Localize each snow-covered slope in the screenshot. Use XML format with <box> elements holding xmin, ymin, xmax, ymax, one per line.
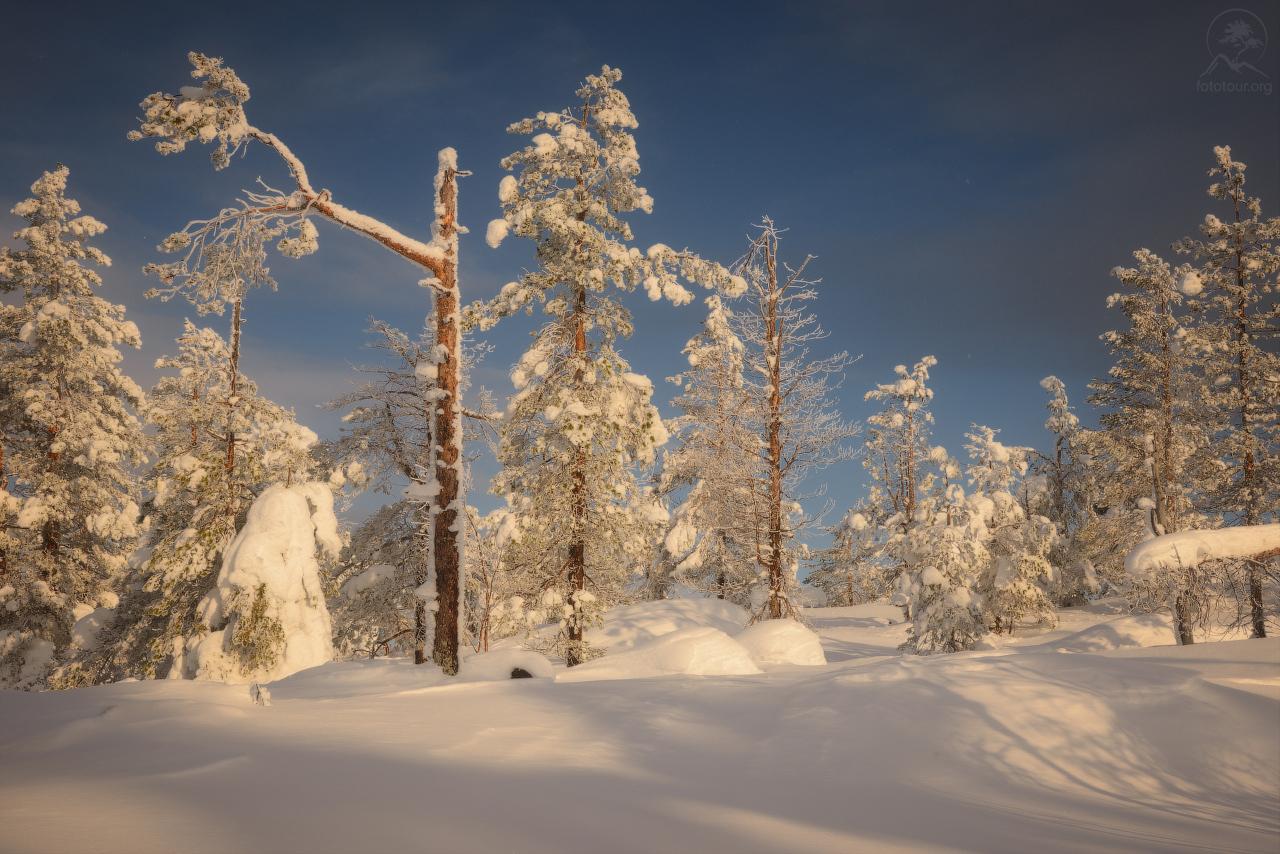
<box><xmin>0</xmin><ymin>604</ymin><xmax>1276</xmax><ymax>853</ymax></box>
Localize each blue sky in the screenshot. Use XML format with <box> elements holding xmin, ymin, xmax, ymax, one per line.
<box><xmin>2</xmin><ymin>0</ymin><xmax>1277</xmax><ymax>530</ymax></box>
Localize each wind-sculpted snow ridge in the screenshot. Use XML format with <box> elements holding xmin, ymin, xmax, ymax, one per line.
<box><xmin>0</xmin><ymin>603</ymin><xmax>1276</xmax><ymax>853</ymax></box>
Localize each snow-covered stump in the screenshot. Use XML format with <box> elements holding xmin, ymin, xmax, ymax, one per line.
<box><xmin>185</xmin><ymin>483</ymin><xmax>340</xmax><ymax>682</ymax></box>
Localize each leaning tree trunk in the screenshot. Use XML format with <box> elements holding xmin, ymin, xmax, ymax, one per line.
<box><xmin>430</xmin><ymin>153</ymin><xmax>464</xmax><ymax>676</ymax></box>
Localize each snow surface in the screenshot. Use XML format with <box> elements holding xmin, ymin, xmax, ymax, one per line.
<box><xmin>1126</xmin><ymin>523</ymin><xmax>1280</xmax><ymax>577</ymax></box>
<box><xmin>1</xmin><ymin>601</ymin><xmax>1277</xmax><ymax>853</ymax></box>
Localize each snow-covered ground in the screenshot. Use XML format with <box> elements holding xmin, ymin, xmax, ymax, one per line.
<box><xmin>2</xmin><ymin>601</ymin><xmax>1277</xmax><ymax>853</ymax></box>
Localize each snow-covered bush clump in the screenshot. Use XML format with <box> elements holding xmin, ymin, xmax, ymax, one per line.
<box><xmin>184</xmin><ymin>483</ymin><xmax>340</xmax><ymax>682</ymax></box>
<box><xmin>735</xmin><ymin>620</ymin><xmax>826</xmax><ymax>666</ymax></box>
<box><xmin>557</xmin><ymin>627</ymin><xmax>761</xmax><ymax>682</ymax></box>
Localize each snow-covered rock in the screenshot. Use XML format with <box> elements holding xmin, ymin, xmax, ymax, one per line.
<box><xmin>735</xmin><ymin>620</ymin><xmax>827</xmax><ymax>666</ymax></box>
<box><xmin>558</xmin><ymin>627</ymin><xmax>761</xmax><ymax>682</ymax></box>
<box><xmin>461</xmin><ymin>649</ymin><xmax>555</xmax><ymax>681</ymax></box>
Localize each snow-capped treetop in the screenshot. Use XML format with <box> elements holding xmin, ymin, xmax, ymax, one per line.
<box><xmin>1</xmin><ymin>166</ymin><xmax>114</xmax><ymax>302</ymax></box>
<box><xmin>467</xmin><ymin>65</ymin><xmax>743</xmax><ymax>330</ymax></box>
<box><xmin>1039</xmin><ymin>376</ymin><xmax>1079</xmax><ymax>437</ymax></box>
<box><xmin>130</xmin><ymin>51</ymin><xmax>452</xmax><ymax>312</ymax></box>
<box><xmin>964</xmin><ymin>425</ymin><xmax>1028</xmax><ymax>496</ymax></box>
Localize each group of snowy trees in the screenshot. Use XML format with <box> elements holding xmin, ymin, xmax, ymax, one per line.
<box><xmin>0</xmin><ymin>164</ymin><xmax>330</xmax><ymax>689</ymax></box>
<box><xmin>0</xmin><ymin>55</ymin><xmax>860</xmax><ymax>688</ymax></box>
<box><xmin>2</xmin><ymin>48</ymin><xmax>1274</xmax><ymax>689</ymax></box>
<box><xmin>816</xmin><ymin>145</ymin><xmax>1278</xmax><ymax>652</ymax></box>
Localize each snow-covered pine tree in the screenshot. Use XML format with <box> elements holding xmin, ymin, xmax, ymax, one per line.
<box><xmin>733</xmin><ymin>220</ymin><xmax>858</xmax><ymax>621</ymax></box>
<box><xmin>861</xmin><ymin>356</ymin><xmax>942</xmax><ymax>608</ymax></box>
<box><xmin>964</xmin><ymin>425</ymin><xmax>1058</xmax><ymax>634</ymax></box>
<box><xmin>659</xmin><ymin>295</ymin><xmax>762</xmax><ymax>604</ymax></box>
<box><xmin>1028</xmin><ymin>376</ymin><xmax>1102</xmax><ymax>602</ymax></box>
<box><xmin>132</xmin><ymin>52</ymin><xmax>469</xmax><ymax>673</ymax></box>
<box><xmin>468</xmin><ymin>66</ymin><xmax>743</xmax><ymax>665</ymax></box>
<box><xmin>808</xmin><ymin>506</ymin><xmax>893</xmax><ymax>606</ymax></box>
<box><xmin>1090</xmin><ymin>249</ymin><xmax>1211</xmax><ymax>644</ymax></box>
<box><xmin>0</xmin><ymin>166</ymin><xmax>147</xmax><ymax>688</ymax></box>
<box><xmin>1175</xmin><ymin>145</ymin><xmax>1279</xmax><ymax>637</ymax></box>
<box><xmin>183</xmin><ymin>479</ymin><xmax>340</xmax><ymax>683</ymax></box>
<box><xmin>329</xmin><ymin>319</ymin><xmax>436</xmax><ymax>663</ymax></box>
<box><xmin>62</xmin><ymin>321</ymin><xmax>319</xmax><ymax>684</ymax></box>
<box><xmin>900</xmin><ymin>482</ymin><xmax>988</xmax><ymax>654</ymax></box>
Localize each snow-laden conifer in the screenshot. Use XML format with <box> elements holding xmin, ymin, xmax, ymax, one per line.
<box><xmin>1175</xmin><ymin>145</ymin><xmax>1279</xmax><ymax>637</ymax></box>
<box><xmin>1090</xmin><ymin>249</ymin><xmax>1211</xmax><ymax>643</ymax></box>
<box><xmin>468</xmin><ymin>66</ymin><xmax>742</xmax><ymax>665</ymax></box>
<box><xmin>0</xmin><ymin>167</ymin><xmax>146</xmax><ymax>688</ymax></box>
<box><xmin>62</xmin><ymin>322</ymin><xmax>316</xmax><ymax>684</ymax></box>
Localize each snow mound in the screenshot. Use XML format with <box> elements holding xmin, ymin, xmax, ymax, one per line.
<box><xmin>1126</xmin><ymin>523</ymin><xmax>1280</xmax><ymax>577</ymax></box>
<box><xmin>586</xmin><ymin>598</ymin><xmax>749</xmax><ymax>653</ymax></box>
<box><xmin>1052</xmin><ymin>613</ymin><xmax>1175</xmax><ymax>652</ymax></box>
<box><xmin>461</xmin><ymin>649</ymin><xmax>554</xmax><ymax>681</ymax></box>
<box><xmin>558</xmin><ymin>627</ymin><xmax>762</xmax><ymax>682</ymax></box>
<box><xmin>735</xmin><ymin>620</ymin><xmax>827</xmax><ymax>666</ymax></box>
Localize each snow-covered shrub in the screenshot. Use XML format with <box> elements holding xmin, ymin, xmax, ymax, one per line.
<box><xmin>183</xmin><ymin>483</ymin><xmax>340</xmax><ymax>682</ymax></box>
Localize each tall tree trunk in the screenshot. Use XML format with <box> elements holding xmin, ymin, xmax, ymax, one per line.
<box><xmin>763</xmin><ymin>229</ymin><xmax>785</xmax><ymax>620</ymax></box>
<box><xmin>225</xmin><ymin>297</ymin><xmax>242</xmax><ymax>478</ymax></box>
<box><xmin>1229</xmin><ymin>195</ymin><xmax>1266</xmax><ymax>638</ymax></box>
<box><xmin>431</xmin><ymin>156</ymin><xmax>464</xmax><ymax>676</ymax></box>
<box><xmin>0</xmin><ymin>442</ymin><xmax>6</xmax><ymax>579</ymax></box>
<box><xmin>566</xmin><ymin>285</ymin><xmax>588</xmax><ymax>666</ymax></box>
